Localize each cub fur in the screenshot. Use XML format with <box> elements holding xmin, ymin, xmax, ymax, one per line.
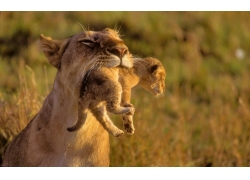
<box><xmin>67</xmin><ymin>66</ymin><xmax>135</xmax><ymax>137</ymax></box>
<box><xmin>67</xmin><ymin>57</ymin><xmax>166</xmax><ymax>136</ymax></box>
<box><xmin>120</xmin><ymin>57</ymin><xmax>166</xmax><ymax>134</ymax></box>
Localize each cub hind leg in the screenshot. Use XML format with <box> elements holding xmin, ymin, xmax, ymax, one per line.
<box><xmin>106</xmin><ymin>92</ymin><xmax>135</xmax><ymax>135</ymax></box>
<box><xmin>90</xmin><ymin>103</ymin><xmax>124</xmax><ymax>137</ymax></box>
<box><xmin>120</xmin><ymin>84</ymin><xmax>135</xmax><ymax>135</ymax></box>
<box><xmin>98</xmin><ymin>81</ymin><xmax>135</xmax><ymax>137</ymax></box>
<box><xmin>122</xmin><ymin>103</ymin><xmax>135</xmax><ymax>135</ymax></box>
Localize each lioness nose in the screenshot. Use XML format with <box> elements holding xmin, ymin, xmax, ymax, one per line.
<box><xmin>108</xmin><ymin>47</ymin><xmax>128</xmax><ymax>59</ymax></box>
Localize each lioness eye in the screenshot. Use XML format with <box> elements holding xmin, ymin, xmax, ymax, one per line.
<box><xmin>80</xmin><ymin>39</ymin><xmax>95</xmax><ymax>47</ymax></box>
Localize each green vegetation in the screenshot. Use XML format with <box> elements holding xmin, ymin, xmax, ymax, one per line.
<box><xmin>1</xmin><ymin>12</ymin><xmax>250</xmax><ymax>166</ymax></box>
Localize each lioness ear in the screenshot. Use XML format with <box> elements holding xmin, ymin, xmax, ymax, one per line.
<box><xmin>40</xmin><ymin>34</ymin><xmax>62</xmax><ymax>69</ymax></box>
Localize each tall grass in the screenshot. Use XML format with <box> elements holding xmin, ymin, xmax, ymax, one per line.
<box><xmin>1</xmin><ymin>12</ymin><xmax>250</xmax><ymax>166</ymax></box>
<box><xmin>0</xmin><ymin>65</ymin><xmax>46</xmax><ymax>164</ymax></box>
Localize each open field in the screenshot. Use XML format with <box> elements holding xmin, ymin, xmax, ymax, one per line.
<box><xmin>1</xmin><ymin>12</ymin><xmax>250</xmax><ymax>166</ymax></box>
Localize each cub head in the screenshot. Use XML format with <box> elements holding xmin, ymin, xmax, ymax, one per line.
<box><xmin>40</xmin><ymin>28</ymin><xmax>133</xmax><ymax>91</ymax></box>
<box><xmin>138</xmin><ymin>57</ymin><xmax>166</xmax><ymax>97</ymax></box>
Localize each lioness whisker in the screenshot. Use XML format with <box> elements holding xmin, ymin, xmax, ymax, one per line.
<box><xmin>117</xmin><ymin>22</ymin><xmax>123</xmax><ymax>34</ymax></box>
<box><xmin>76</xmin><ymin>21</ymin><xmax>87</xmax><ymax>32</ymax></box>
<box><xmin>82</xmin><ymin>57</ymin><xmax>98</xmax><ymax>77</ymax></box>
<box><xmin>98</xmin><ymin>61</ymin><xmax>103</xmax><ymax>69</ymax></box>
<box><xmin>75</xmin><ymin>59</ymin><xmax>96</xmax><ymax>81</ymax></box>
<box><xmin>133</xmin><ymin>57</ymin><xmax>150</xmax><ymax>65</ymax></box>
<box><xmin>131</xmin><ymin>54</ymin><xmax>141</xmax><ymax>59</ymax></box>
<box><xmin>134</xmin><ymin>60</ymin><xmax>147</xmax><ymax>71</ymax></box>
<box><xmin>83</xmin><ymin>62</ymin><xmax>97</xmax><ymax>81</ymax></box>
<box><xmin>114</xmin><ymin>23</ymin><xmax>118</xmax><ymax>33</ymax></box>
<box><xmin>83</xmin><ymin>61</ymin><xmax>101</xmax><ymax>83</ymax></box>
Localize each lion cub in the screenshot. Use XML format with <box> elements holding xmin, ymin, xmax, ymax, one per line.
<box><xmin>119</xmin><ymin>57</ymin><xmax>166</xmax><ymax>134</ymax></box>
<box><xmin>67</xmin><ymin>57</ymin><xmax>166</xmax><ymax>137</ymax></box>
<box><xmin>67</xmin><ymin>66</ymin><xmax>135</xmax><ymax>137</ymax></box>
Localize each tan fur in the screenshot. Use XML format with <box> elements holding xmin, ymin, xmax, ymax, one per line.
<box><xmin>67</xmin><ymin>66</ymin><xmax>135</xmax><ymax>137</ymax></box>
<box><xmin>2</xmin><ymin>28</ymin><xmax>133</xmax><ymax>167</ymax></box>
<box><xmin>67</xmin><ymin>57</ymin><xmax>166</xmax><ymax>136</ymax></box>
<box><xmin>119</xmin><ymin>57</ymin><xmax>166</xmax><ymax>134</ymax></box>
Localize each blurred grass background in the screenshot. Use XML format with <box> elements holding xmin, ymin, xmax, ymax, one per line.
<box><xmin>0</xmin><ymin>12</ymin><xmax>250</xmax><ymax>166</ymax></box>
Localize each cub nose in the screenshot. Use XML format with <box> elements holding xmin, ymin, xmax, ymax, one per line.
<box><xmin>108</xmin><ymin>46</ymin><xmax>128</xmax><ymax>59</ymax></box>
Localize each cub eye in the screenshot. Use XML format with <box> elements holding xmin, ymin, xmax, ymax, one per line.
<box><xmin>79</xmin><ymin>39</ymin><xmax>95</xmax><ymax>47</ymax></box>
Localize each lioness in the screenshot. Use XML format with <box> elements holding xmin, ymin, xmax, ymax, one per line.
<box><xmin>2</xmin><ymin>28</ymin><xmax>133</xmax><ymax>167</ymax></box>
<box><xmin>67</xmin><ymin>57</ymin><xmax>166</xmax><ymax>137</ymax></box>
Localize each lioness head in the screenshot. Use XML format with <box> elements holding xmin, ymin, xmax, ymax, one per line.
<box><xmin>40</xmin><ymin>28</ymin><xmax>133</xmax><ymax>93</ymax></box>
<box><xmin>138</xmin><ymin>57</ymin><xmax>166</xmax><ymax>97</ymax></box>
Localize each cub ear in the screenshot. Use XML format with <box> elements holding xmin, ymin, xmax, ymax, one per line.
<box><xmin>149</xmin><ymin>64</ymin><xmax>159</xmax><ymax>74</ymax></box>
<box><xmin>40</xmin><ymin>34</ymin><xmax>62</xmax><ymax>69</ymax></box>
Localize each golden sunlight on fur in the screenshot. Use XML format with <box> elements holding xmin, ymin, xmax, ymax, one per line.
<box><xmin>67</xmin><ymin>57</ymin><xmax>166</xmax><ymax>137</ymax></box>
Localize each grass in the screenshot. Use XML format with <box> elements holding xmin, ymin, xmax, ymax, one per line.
<box><xmin>1</xmin><ymin>11</ymin><xmax>250</xmax><ymax>166</ymax></box>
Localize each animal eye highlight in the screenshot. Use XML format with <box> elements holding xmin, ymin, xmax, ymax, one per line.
<box><xmin>80</xmin><ymin>39</ymin><xmax>95</xmax><ymax>47</ymax></box>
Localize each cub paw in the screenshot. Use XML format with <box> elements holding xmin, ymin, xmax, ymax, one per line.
<box><xmin>123</xmin><ymin>103</ymin><xmax>134</xmax><ymax>108</ymax></box>
<box><xmin>123</xmin><ymin>123</ymin><xmax>135</xmax><ymax>135</ymax></box>
<box><xmin>126</xmin><ymin>107</ymin><xmax>135</xmax><ymax>115</ymax></box>
<box><xmin>123</xmin><ymin>103</ymin><xmax>135</xmax><ymax>115</ymax></box>
<box><xmin>114</xmin><ymin>130</ymin><xmax>124</xmax><ymax>137</ymax></box>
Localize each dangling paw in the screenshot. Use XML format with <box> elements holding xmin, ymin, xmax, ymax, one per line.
<box><xmin>123</xmin><ymin>122</ymin><xmax>135</xmax><ymax>135</ymax></box>
<box><xmin>114</xmin><ymin>129</ymin><xmax>124</xmax><ymax>137</ymax></box>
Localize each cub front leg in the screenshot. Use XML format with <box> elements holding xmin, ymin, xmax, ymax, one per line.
<box><xmin>120</xmin><ymin>86</ymin><xmax>135</xmax><ymax>135</ymax></box>
<box><xmin>106</xmin><ymin>100</ymin><xmax>135</xmax><ymax>115</ymax></box>
<box><xmin>105</xmin><ymin>84</ymin><xmax>135</xmax><ymax>115</ymax></box>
